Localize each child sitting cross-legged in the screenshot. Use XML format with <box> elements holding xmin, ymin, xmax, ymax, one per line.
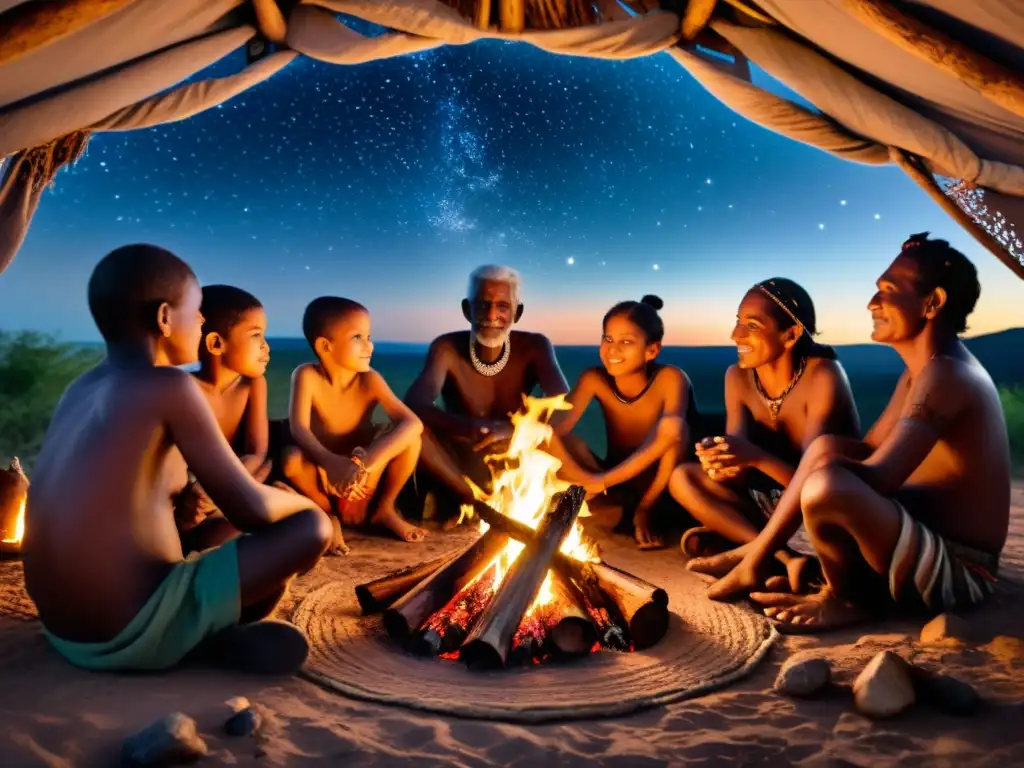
<box><xmin>176</xmin><ymin>285</ymin><xmax>274</xmax><ymax>553</ymax></box>
<box><xmin>282</xmin><ymin>296</ymin><xmax>427</xmax><ymax>552</ymax></box>
<box><xmin>22</xmin><ymin>244</ymin><xmax>332</xmax><ymax>675</ymax></box>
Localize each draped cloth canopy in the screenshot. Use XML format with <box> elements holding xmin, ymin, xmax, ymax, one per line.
<box><xmin>1</xmin><ymin>0</ymin><xmax>1022</xmax><ymax>277</ymax></box>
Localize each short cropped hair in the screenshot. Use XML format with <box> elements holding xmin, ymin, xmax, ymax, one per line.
<box><xmin>467</xmin><ymin>264</ymin><xmax>521</xmax><ymax>308</ymax></box>
<box><xmin>201</xmin><ymin>285</ymin><xmax>263</xmax><ymax>337</ymax></box>
<box><xmin>900</xmin><ymin>232</ymin><xmax>980</xmax><ymax>334</ymax></box>
<box><xmin>87</xmin><ymin>244</ymin><xmax>196</xmax><ymax>343</ymax></box>
<box><xmin>302</xmin><ymin>296</ymin><xmax>367</xmax><ymax>351</ymax></box>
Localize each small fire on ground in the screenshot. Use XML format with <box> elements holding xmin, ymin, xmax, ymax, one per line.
<box><xmin>364</xmin><ymin>396</ymin><xmax>670</xmax><ymax>670</ymax></box>
<box><xmin>1</xmin><ymin>458</ymin><xmax>27</xmax><ymax>548</ymax></box>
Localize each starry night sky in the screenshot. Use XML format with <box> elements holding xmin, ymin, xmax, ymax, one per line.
<box><xmin>1</xmin><ymin>36</ymin><xmax>1021</xmax><ymax>345</ymax></box>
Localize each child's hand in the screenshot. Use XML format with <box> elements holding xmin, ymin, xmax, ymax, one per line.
<box><xmin>580</xmin><ymin>473</ymin><xmax>607</xmax><ymax>497</ymax></box>
<box><xmin>175</xmin><ymin>479</ymin><xmax>218</xmax><ymax>529</ymax></box>
<box><xmin>327</xmin><ymin>456</ymin><xmax>364</xmax><ymax>493</ymax></box>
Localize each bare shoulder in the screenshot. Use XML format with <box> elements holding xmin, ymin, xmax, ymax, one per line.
<box><xmin>513</xmin><ymin>330</ymin><xmax>555</xmax><ymax>354</ymax></box>
<box><xmin>291</xmin><ymin>361</ymin><xmax>321</xmax><ymax>384</ymax></box>
<box><xmin>363</xmin><ymin>368</ymin><xmax>392</xmax><ymax>394</ymax></box>
<box><xmin>578</xmin><ymin>366</ymin><xmax>608</xmax><ymax>391</ymax></box>
<box><xmin>427</xmin><ymin>332</ymin><xmax>463</xmax><ymax>362</ymax></box>
<box><xmin>804</xmin><ymin>357</ymin><xmax>849</xmax><ymax>391</ymax></box>
<box><xmin>724</xmin><ymin>363</ymin><xmax>745</xmax><ymax>388</ymax></box>
<box><xmin>655</xmin><ymin>364</ymin><xmax>687</xmax><ymax>388</ymax></box>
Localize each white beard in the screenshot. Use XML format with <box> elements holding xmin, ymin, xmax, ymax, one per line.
<box><xmin>473</xmin><ymin>327</ymin><xmax>509</xmax><ymax>349</ymax></box>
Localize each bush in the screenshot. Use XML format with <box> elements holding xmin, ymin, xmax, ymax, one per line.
<box><xmin>1002</xmin><ymin>386</ymin><xmax>1024</xmax><ymax>475</ymax></box>
<box><xmin>0</xmin><ymin>332</ymin><xmax>101</xmax><ymax>470</ymax></box>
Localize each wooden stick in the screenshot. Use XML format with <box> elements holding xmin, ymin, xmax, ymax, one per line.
<box><xmin>839</xmin><ymin>0</ymin><xmax>1024</xmax><ymax>121</ymax></box>
<box><xmin>0</xmin><ymin>0</ymin><xmax>138</xmax><ymax>68</ymax></box>
<box><xmin>499</xmin><ymin>0</ymin><xmax>524</xmax><ymax>33</ymax></box>
<box><xmin>382</xmin><ymin>531</ymin><xmax>510</xmax><ymax>641</ymax></box>
<box><xmin>891</xmin><ymin>148</ymin><xmax>1024</xmax><ymax>280</ymax></box>
<box><xmin>681</xmin><ymin>0</ymin><xmax>718</xmax><ymax>41</ymax></box>
<box><xmin>461</xmin><ymin>487</ymin><xmax>586</xmax><ymax>669</ymax></box>
<box><xmin>355</xmin><ymin>551</ymin><xmax>458</xmax><ymax>615</ymax></box>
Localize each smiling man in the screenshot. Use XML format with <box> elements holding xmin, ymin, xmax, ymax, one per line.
<box><xmin>707</xmin><ymin>234</ymin><xmax>1010</xmax><ymax>631</ymax></box>
<box><xmin>669</xmin><ymin>278</ymin><xmax>859</xmax><ymax>589</ymax></box>
<box><xmin>406</xmin><ymin>265</ymin><xmax>569</xmax><ymax>520</ymax></box>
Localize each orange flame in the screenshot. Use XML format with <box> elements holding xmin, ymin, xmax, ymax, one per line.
<box><xmin>459</xmin><ymin>395</ymin><xmax>597</xmax><ymax>617</ymax></box>
<box><xmin>2</xmin><ymin>497</ymin><xmax>25</xmax><ymax>546</ymax></box>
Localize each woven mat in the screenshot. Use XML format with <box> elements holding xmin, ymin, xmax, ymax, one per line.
<box><xmin>294</xmin><ymin>534</ymin><xmax>778</xmax><ymax>723</ymax></box>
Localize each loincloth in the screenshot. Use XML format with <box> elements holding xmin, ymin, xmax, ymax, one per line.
<box><xmin>44</xmin><ymin>540</ymin><xmax>241</xmax><ymax>671</ymax></box>
<box><xmin>746</xmin><ymin>471</ymin><xmax>784</xmax><ymax>520</ymax></box>
<box><xmin>888</xmin><ymin>502</ymin><xmax>999</xmax><ymax>613</ymax></box>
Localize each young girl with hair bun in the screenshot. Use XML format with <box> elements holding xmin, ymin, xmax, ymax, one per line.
<box><xmin>550</xmin><ymin>295</ymin><xmax>698</xmax><ymax>550</ymax></box>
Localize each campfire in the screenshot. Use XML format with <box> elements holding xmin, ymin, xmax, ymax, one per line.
<box><xmin>1</xmin><ymin>458</ymin><xmax>27</xmax><ymax>555</ymax></box>
<box><xmin>356</xmin><ymin>397</ymin><xmax>669</xmax><ymax>670</ymax></box>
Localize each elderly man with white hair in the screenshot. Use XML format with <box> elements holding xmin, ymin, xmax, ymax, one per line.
<box><xmin>406</xmin><ymin>264</ymin><xmax>569</xmax><ymax>523</ymax></box>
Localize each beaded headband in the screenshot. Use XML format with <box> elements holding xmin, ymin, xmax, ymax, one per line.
<box><xmin>754</xmin><ymin>281</ymin><xmax>818</xmax><ymax>337</ymax></box>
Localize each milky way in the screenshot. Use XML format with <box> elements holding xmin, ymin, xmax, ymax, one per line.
<box><xmin>2</xmin><ymin>23</ymin><xmax>1020</xmax><ymax>343</ymax></box>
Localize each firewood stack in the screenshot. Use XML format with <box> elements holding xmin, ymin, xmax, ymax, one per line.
<box><xmin>356</xmin><ymin>486</ymin><xmax>671</xmax><ymax>670</ymax></box>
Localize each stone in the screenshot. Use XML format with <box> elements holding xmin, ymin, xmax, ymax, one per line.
<box><xmin>852</xmin><ymin>651</ymin><xmax>916</xmax><ymax>718</ymax></box>
<box><xmin>224</xmin><ymin>707</ymin><xmax>263</xmax><ymax>738</ymax></box>
<box><xmin>920</xmin><ymin>613</ymin><xmax>974</xmax><ymax>644</ymax></box>
<box><xmin>774</xmin><ymin>657</ymin><xmax>831</xmax><ymax>697</ymax></box>
<box><xmin>911</xmin><ymin>670</ymin><xmax>982</xmax><ymax>716</ymax></box>
<box><xmin>121</xmin><ymin>712</ymin><xmax>208</xmax><ymax>766</ymax></box>
<box><xmin>224</xmin><ymin>696</ymin><xmax>250</xmax><ymax>714</ymax></box>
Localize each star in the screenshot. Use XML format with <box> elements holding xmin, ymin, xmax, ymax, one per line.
<box><xmin>566</xmin><ymin>257</ymin><xmax>575</xmax><ymax>265</ymax></box>
<box><xmin>652</xmin><ymin>264</ymin><xmax>660</xmax><ymax>271</ymax></box>
<box><xmin>840</xmin><ymin>199</ymin><xmax>847</xmax><ymax>206</ymax></box>
<box><xmin>874</xmin><ymin>213</ymin><xmax>882</xmax><ymax>220</ymax></box>
<box><xmin>818</xmin><ymin>223</ymin><xmax>826</xmax><ymax>230</ymax></box>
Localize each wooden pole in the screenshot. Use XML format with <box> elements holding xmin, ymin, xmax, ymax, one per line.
<box><xmin>0</xmin><ymin>0</ymin><xmax>138</xmax><ymax>68</ymax></box>
<box><xmin>382</xmin><ymin>531</ymin><xmax>510</xmax><ymax>641</ymax></box>
<box><xmin>461</xmin><ymin>487</ymin><xmax>586</xmax><ymax>670</ymax></box>
<box><xmin>681</xmin><ymin>0</ymin><xmax>718</xmax><ymax>41</ymax></box>
<box><xmin>474</xmin><ymin>0</ymin><xmax>492</xmax><ymax>29</ymax></box>
<box><xmin>355</xmin><ymin>551</ymin><xmax>458</xmax><ymax>614</ymax></box>
<box><xmin>839</xmin><ymin>0</ymin><xmax>1024</xmax><ymax>121</ymax></box>
<box><xmin>891</xmin><ymin>148</ymin><xmax>1024</xmax><ymax>280</ymax></box>
<box><xmin>499</xmin><ymin>0</ymin><xmax>524</xmax><ymax>33</ymax></box>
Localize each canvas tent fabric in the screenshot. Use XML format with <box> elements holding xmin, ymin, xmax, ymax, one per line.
<box><xmin>1</xmin><ymin>0</ymin><xmax>1022</xmax><ymax>277</ymax></box>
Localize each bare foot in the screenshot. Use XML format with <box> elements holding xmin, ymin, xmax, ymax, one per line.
<box><xmin>706</xmin><ymin>559</ymin><xmax>767</xmax><ymax>601</ymax></box>
<box><xmin>686</xmin><ymin>543</ymin><xmax>751</xmax><ymax>577</ymax></box>
<box><xmin>373</xmin><ymin>504</ymin><xmax>428</xmax><ymax>543</ymax></box>
<box><xmin>634</xmin><ymin>510</ymin><xmax>664</xmax><ymax>550</ymax></box>
<box><xmin>326</xmin><ymin>516</ymin><xmax>350</xmax><ymax>556</ymax></box>
<box><xmin>749</xmin><ymin>587</ymin><xmax>868</xmax><ymax>633</ymax></box>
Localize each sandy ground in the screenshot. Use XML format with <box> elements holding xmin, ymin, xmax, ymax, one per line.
<box><xmin>1</xmin><ymin>488</ymin><xmax>1022</xmax><ymax>767</ymax></box>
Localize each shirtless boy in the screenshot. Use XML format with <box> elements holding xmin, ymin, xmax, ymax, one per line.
<box><xmin>177</xmin><ymin>285</ymin><xmax>272</xmax><ymax>551</ymax></box>
<box><xmin>23</xmin><ymin>244</ymin><xmax>331</xmax><ymax>674</ymax></box>
<box><xmin>282</xmin><ymin>296</ymin><xmax>426</xmax><ymax>552</ymax></box>
<box><xmin>669</xmin><ymin>278</ymin><xmax>860</xmax><ymax>590</ymax></box>
<box><xmin>406</xmin><ymin>265</ymin><xmax>570</xmax><ymax>519</ymax></box>
<box><xmin>708</xmin><ymin>234</ymin><xmax>1010</xmax><ymax>631</ymax></box>
<box><xmin>549</xmin><ymin>295</ymin><xmax>695</xmax><ymax>549</ymax></box>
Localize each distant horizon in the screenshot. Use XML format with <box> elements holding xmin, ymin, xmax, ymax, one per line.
<box><xmin>63</xmin><ymin>326</ymin><xmax>1023</xmax><ymax>350</ymax></box>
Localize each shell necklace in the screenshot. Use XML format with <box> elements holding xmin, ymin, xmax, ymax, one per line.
<box><xmin>469</xmin><ymin>335</ymin><xmax>511</xmax><ymax>377</ymax></box>
<box><xmin>753</xmin><ymin>357</ymin><xmax>807</xmax><ymax>422</ymax></box>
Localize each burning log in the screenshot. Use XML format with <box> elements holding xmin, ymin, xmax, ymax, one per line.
<box><xmin>549</xmin><ymin>571</ymin><xmax>598</xmax><ymax>657</ymax></box>
<box><xmin>470</xmin><ymin>499</ymin><xmax>668</xmax><ymax>650</ymax></box>
<box><xmin>382</xmin><ymin>532</ymin><xmax>510</xmax><ymax>643</ymax></box>
<box><xmin>588</xmin><ymin>562</ymin><xmax>668</xmax><ymax>650</ymax></box>
<box><xmin>355</xmin><ymin>551</ymin><xmax>457</xmax><ymax>614</ymax></box>
<box><xmin>461</xmin><ymin>486</ymin><xmax>586</xmax><ymax>670</ymax></box>
<box><xmin>411</xmin><ymin>563</ymin><xmax>500</xmax><ymax>656</ymax></box>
